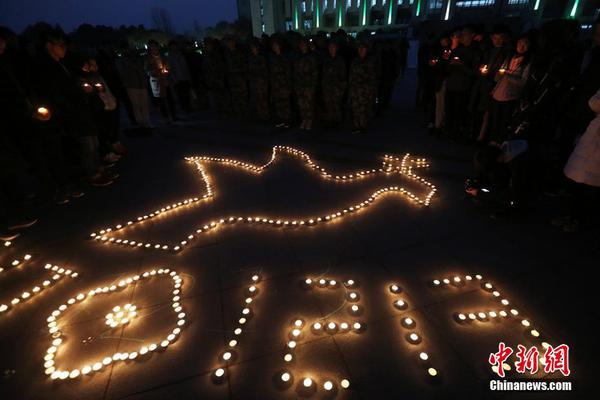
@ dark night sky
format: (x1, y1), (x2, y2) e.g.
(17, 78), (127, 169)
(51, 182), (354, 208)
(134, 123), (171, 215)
(0, 0), (238, 33)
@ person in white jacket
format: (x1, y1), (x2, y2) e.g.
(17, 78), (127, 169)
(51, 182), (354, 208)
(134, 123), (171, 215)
(556, 87), (600, 231)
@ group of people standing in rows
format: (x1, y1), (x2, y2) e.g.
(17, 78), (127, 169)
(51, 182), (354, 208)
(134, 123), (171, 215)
(115, 32), (408, 134)
(198, 32), (408, 134)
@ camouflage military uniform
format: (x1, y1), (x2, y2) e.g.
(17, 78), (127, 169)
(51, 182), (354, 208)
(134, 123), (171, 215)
(322, 55), (347, 125)
(248, 53), (270, 121)
(225, 48), (249, 117)
(269, 53), (292, 124)
(349, 56), (377, 131)
(293, 52), (318, 124)
(202, 50), (230, 113)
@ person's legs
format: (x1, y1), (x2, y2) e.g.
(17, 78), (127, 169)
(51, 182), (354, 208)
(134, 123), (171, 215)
(445, 89), (459, 136)
(127, 88), (143, 125)
(136, 89), (151, 127)
(77, 136), (101, 178)
(175, 81), (192, 113)
(166, 87), (177, 120)
(434, 83), (446, 130)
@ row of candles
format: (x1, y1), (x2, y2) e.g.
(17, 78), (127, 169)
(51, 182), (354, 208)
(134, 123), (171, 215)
(1, 253), (32, 274)
(387, 283), (438, 378)
(89, 146), (436, 253)
(44, 268), (185, 380)
(432, 273), (551, 375)
(212, 273), (262, 382)
(429, 56), (508, 76)
(1, 262), (78, 315)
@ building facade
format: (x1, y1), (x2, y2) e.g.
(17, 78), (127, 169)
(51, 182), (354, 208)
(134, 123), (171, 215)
(242, 0), (599, 36)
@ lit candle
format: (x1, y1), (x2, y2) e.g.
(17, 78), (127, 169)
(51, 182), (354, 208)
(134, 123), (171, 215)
(480, 64), (489, 75)
(37, 106), (50, 116)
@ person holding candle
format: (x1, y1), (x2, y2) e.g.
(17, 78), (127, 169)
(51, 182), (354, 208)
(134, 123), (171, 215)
(144, 39), (176, 123)
(116, 47), (152, 129)
(444, 26), (479, 140)
(37, 31), (113, 191)
(3, 28), (87, 204)
(82, 58), (124, 166)
(167, 41), (193, 114)
(427, 34), (451, 135)
(488, 34), (533, 145)
(472, 27), (511, 143)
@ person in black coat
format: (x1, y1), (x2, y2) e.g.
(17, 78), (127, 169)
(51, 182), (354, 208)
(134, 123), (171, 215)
(35, 30), (113, 188)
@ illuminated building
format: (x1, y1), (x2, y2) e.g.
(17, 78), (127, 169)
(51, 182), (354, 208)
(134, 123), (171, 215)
(241, 0), (599, 36)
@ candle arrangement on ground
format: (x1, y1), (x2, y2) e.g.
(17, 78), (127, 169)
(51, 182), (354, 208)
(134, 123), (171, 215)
(1, 262), (78, 315)
(43, 267), (185, 380)
(431, 273), (553, 376)
(212, 272), (263, 383)
(89, 145), (436, 253)
(275, 276), (362, 395)
(387, 282), (439, 378)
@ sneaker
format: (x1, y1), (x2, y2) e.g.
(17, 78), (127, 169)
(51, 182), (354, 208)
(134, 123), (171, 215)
(275, 123), (285, 128)
(7, 217), (38, 231)
(90, 176), (113, 187)
(103, 152), (121, 163)
(103, 170), (119, 181)
(1, 231), (20, 241)
(112, 142), (127, 155)
(351, 129), (361, 135)
(281, 123), (291, 129)
(69, 190), (85, 198)
(54, 193), (70, 205)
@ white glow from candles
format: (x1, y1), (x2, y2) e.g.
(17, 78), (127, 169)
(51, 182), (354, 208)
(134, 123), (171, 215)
(90, 147), (436, 252)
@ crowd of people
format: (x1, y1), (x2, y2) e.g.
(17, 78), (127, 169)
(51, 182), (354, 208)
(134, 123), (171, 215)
(417, 19), (599, 230)
(1, 27), (128, 241)
(0, 25), (409, 240)
(1, 17), (598, 239)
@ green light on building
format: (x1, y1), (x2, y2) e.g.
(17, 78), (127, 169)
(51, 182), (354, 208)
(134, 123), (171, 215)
(569, 0), (579, 18)
(416, 0), (421, 17)
(316, 0), (320, 28)
(361, 0), (367, 25)
(533, 0), (541, 10)
(387, 0), (393, 24)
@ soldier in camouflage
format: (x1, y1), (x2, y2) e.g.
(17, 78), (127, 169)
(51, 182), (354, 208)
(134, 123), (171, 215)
(322, 41), (347, 128)
(248, 40), (270, 122)
(349, 42), (377, 134)
(202, 38), (230, 114)
(293, 38), (319, 130)
(224, 37), (248, 118)
(269, 39), (292, 128)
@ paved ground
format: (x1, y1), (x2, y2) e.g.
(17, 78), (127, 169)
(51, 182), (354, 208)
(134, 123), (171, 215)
(0, 70), (597, 400)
